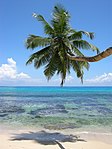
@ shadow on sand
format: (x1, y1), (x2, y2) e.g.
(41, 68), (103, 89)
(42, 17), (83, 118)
(11, 130), (86, 148)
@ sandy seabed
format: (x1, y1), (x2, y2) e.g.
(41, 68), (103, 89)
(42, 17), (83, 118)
(0, 125), (112, 149)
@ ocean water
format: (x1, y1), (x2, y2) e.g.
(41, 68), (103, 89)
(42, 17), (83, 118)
(0, 86), (112, 132)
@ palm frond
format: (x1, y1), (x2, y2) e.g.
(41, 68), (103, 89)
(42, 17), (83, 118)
(63, 40), (89, 71)
(51, 4), (70, 34)
(53, 4), (69, 21)
(44, 52), (59, 80)
(25, 35), (52, 49)
(33, 13), (54, 36)
(64, 40), (83, 56)
(70, 60), (84, 83)
(34, 54), (51, 69)
(26, 46), (51, 65)
(73, 40), (99, 53)
(79, 31), (94, 39)
(68, 30), (94, 41)
(68, 30), (82, 41)
(78, 61), (89, 70)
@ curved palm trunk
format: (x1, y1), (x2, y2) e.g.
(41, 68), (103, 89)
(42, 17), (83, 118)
(68, 47), (112, 62)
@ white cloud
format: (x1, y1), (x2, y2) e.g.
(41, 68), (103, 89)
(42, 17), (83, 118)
(46, 75), (78, 86)
(85, 73), (112, 84)
(51, 75), (74, 83)
(17, 72), (30, 79)
(66, 75), (74, 82)
(7, 58), (16, 67)
(0, 58), (30, 80)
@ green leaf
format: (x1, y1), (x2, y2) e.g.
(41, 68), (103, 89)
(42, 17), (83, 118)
(25, 35), (52, 49)
(44, 52), (59, 80)
(79, 31), (94, 39)
(33, 14), (54, 36)
(73, 40), (99, 53)
(26, 46), (51, 65)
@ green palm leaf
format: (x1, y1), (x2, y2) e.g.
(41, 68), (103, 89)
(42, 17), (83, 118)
(68, 30), (94, 40)
(33, 13), (54, 36)
(44, 53), (58, 80)
(79, 31), (94, 39)
(73, 40), (99, 53)
(68, 31), (82, 40)
(26, 46), (51, 65)
(70, 60), (83, 80)
(25, 35), (51, 49)
(51, 5), (70, 35)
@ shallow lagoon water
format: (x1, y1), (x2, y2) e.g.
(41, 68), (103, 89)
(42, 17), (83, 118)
(0, 86), (112, 132)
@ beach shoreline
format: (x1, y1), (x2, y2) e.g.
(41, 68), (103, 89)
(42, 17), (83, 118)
(0, 124), (112, 149)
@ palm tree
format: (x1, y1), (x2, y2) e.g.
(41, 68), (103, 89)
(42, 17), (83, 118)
(26, 5), (112, 86)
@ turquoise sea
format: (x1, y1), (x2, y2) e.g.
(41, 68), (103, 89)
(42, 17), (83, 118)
(0, 86), (112, 132)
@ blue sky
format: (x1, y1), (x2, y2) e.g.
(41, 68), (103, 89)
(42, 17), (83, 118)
(0, 0), (112, 86)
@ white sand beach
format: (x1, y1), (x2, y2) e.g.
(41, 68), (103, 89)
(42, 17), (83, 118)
(0, 126), (112, 149)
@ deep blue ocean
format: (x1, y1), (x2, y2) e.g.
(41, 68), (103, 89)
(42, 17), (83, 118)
(0, 86), (112, 131)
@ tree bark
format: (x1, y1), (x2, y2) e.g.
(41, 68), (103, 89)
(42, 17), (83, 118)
(67, 47), (112, 62)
